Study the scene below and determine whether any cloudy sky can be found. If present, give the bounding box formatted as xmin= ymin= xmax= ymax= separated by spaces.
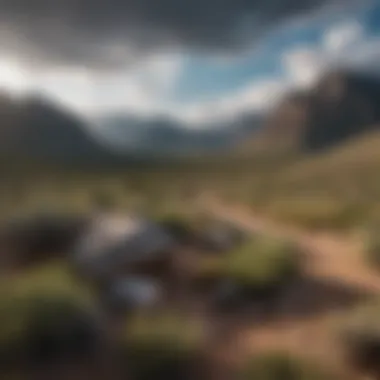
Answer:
xmin=1 ymin=0 xmax=380 ymax=126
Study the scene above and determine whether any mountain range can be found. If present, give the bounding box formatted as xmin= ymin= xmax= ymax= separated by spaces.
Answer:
xmin=95 ymin=112 xmax=262 ymax=155
xmin=0 ymin=92 xmax=262 ymax=164
xmin=2 ymin=68 xmax=380 ymax=165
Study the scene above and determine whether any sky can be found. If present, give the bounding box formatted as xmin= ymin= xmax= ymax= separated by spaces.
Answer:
xmin=1 ymin=0 xmax=380 ymax=127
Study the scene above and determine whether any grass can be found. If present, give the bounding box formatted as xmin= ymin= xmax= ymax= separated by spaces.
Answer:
xmin=264 ymin=196 xmax=364 ymax=231
xmin=239 ymin=352 xmax=336 ymax=380
xmin=0 ymin=262 xmax=96 ymax=367
xmin=192 ymin=235 xmax=301 ymax=302
xmin=224 ymin=237 xmax=301 ymax=293
xmin=2 ymin=128 xmax=380 ymax=231
xmin=241 ymin=132 xmax=380 ymax=231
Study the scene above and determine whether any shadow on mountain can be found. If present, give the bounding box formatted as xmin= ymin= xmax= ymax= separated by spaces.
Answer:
xmin=261 ymin=69 xmax=380 ymax=153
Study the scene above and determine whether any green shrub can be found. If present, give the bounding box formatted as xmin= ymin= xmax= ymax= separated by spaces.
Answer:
xmin=239 ymin=352 xmax=335 ymax=380
xmin=156 ymin=213 xmax=196 ymax=242
xmin=122 ymin=312 xmax=204 ymax=380
xmin=224 ymin=237 xmax=300 ymax=293
xmin=0 ymin=263 xmax=97 ymax=368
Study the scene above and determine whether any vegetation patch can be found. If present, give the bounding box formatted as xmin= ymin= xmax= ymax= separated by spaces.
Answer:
xmin=224 ymin=236 xmax=301 ymax=295
xmin=122 ymin=311 xmax=205 ymax=380
xmin=155 ymin=212 xmax=197 ymax=243
xmin=0 ymin=262 xmax=97 ymax=369
xmin=265 ymin=196 xmax=363 ymax=231
xmin=239 ymin=352 xmax=336 ymax=380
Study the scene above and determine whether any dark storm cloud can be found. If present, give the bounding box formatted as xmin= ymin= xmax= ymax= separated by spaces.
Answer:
xmin=0 ymin=0 xmax=336 ymax=67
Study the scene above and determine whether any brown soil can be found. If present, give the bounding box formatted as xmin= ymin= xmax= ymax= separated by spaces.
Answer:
xmin=198 ymin=195 xmax=380 ymax=379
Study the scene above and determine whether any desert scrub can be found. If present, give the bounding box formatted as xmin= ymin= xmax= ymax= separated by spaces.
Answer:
xmin=122 ymin=311 xmax=205 ymax=380
xmin=224 ymin=236 xmax=301 ymax=295
xmin=239 ymin=352 xmax=336 ymax=380
xmin=0 ymin=262 xmax=98 ymax=368
xmin=339 ymin=301 xmax=380 ymax=377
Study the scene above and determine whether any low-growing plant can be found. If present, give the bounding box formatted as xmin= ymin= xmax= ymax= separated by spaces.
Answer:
xmin=0 ymin=262 xmax=98 ymax=369
xmin=122 ymin=311 xmax=205 ymax=380
xmin=224 ymin=237 xmax=301 ymax=295
xmin=156 ymin=213 xmax=196 ymax=243
xmin=239 ymin=352 xmax=335 ymax=380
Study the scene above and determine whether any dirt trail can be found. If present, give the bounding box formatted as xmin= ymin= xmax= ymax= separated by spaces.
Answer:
xmin=200 ymin=196 xmax=380 ymax=293
xmin=198 ymin=196 xmax=380 ymax=378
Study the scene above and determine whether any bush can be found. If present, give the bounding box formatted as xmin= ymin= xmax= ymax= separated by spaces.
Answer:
xmin=239 ymin=352 xmax=335 ymax=380
xmin=122 ymin=312 xmax=204 ymax=380
xmin=224 ymin=237 xmax=301 ymax=295
xmin=156 ymin=213 xmax=196 ymax=243
xmin=339 ymin=301 xmax=380 ymax=377
xmin=0 ymin=263 xmax=98 ymax=368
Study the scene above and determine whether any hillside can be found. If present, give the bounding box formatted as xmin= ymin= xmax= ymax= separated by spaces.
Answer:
xmin=303 ymin=70 xmax=380 ymax=151
xmin=0 ymin=91 xmax=263 ymax=167
xmin=258 ymin=70 xmax=380 ymax=152
xmin=234 ymin=129 xmax=380 ymax=230
xmin=0 ymin=93 xmax=122 ymax=165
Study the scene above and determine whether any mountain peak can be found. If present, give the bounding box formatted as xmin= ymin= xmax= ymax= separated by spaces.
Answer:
xmin=258 ymin=69 xmax=380 ymax=152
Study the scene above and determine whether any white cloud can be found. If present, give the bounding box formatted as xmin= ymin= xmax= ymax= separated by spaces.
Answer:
xmin=280 ymin=20 xmax=371 ymax=90
xmin=195 ymin=19 xmax=375 ymax=127
xmin=323 ymin=21 xmax=364 ymax=52
xmin=0 ymin=14 xmax=379 ymax=128
xmin=282 ymin=47 xmax=327 ymax=89
xmin=171 ymin=78 xmax=290 ymax=126
xmin=170 ymin=18 xmax=376 ymax=126
xmin=0 ymin=59 xmax=30 ymax=93
xmin=127 ymin=18 xmax=380 ymax=126
xmin=5 ymin=52 xmax=184 ymax=116
xmin=0 ymin=50 xmax=288 ymax=126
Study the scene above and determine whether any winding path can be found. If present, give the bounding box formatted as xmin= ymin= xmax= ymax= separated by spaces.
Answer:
xmin=198 ymin=196 xmax=380 ymax=379
xmin=200 ymin=196 xmax=380 ymax=293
